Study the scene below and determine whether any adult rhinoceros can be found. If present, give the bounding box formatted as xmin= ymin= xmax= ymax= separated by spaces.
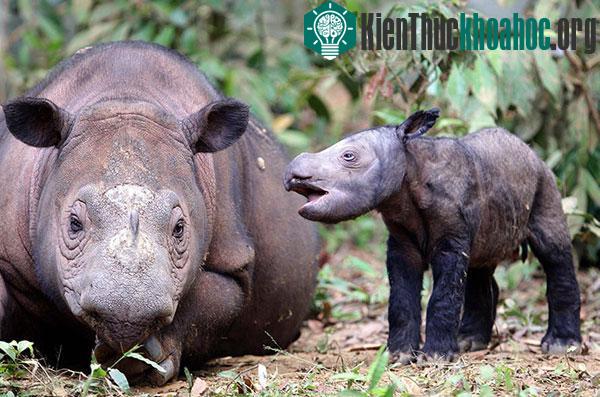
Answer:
xmin=0 ymin=41 xmax=318 ymax=384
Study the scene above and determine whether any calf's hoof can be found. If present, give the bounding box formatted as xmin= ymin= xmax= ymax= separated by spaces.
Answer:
xmin=390 ymin=351 xmax=417 ymax=365
xmin=457 ymin=335 xmax=489 ymax=353
xmin=417 ymin=350 xmax=458 ymax=364
xmin=541 ymin=335 xmax=582 ymax=355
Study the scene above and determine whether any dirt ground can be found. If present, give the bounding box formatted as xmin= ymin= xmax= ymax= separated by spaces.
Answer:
xmin=0 ymin=242 xmax=598 ymax=396
xmin=134 ymin=245 xmax=600 ymax=397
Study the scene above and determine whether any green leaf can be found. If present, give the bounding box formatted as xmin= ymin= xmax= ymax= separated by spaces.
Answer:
xmin=16 ymin=341 xmax=33 ymax=357
xmin=467 ymin=57 xmax=497 ymax=114
xmin=486 ymin=50 xmax=503 ymax=77
xmin=582 ymin=169 xmax=600 ymax=206
xmin=366 ymin=346 xmax=388 ymax=391
xmin=497 ymin=52 xmax=536 ymax=116
xmin=125 ymin=352 xmax=166 ymax=373
xmin=479 ymin=364 xmax=495 ymax=381
xmin=0 ymin=342 xmax=16 ymax=361
xmin=108 ymin=368 xmax=130 ymax=393
xmin=445 ymin=64 xmax=468 ymax=113
xmin=154 ymin=26 xmax=176 ymax=47
xmin=534 ymin=51 xmax=561 ymax=101
xmin=38 ymin=16 xmax=64 ymax=44
xmin=90 ymin=363 xmax=107 ymax=379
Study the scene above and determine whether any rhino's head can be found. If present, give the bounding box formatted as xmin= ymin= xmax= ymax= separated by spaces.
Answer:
xmin=284 ymin=108 xmax=439 ymax=223
xmin=3 ymin=97 xmax=248 ymax=351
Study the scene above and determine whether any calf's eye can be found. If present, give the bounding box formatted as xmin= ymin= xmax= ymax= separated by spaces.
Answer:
xmin=342 ymin=151 xmax=356 ymax=162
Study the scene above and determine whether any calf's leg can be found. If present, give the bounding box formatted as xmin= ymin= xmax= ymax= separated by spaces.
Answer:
xmin=386 ymin=235 xmax=424 ymax=363
xmin=458 ymin=267 xmax=498 ymax=352
xmin=528 ymin=181 xmax=581 ymax=354
xmin=422 ymin=239 xmax=469 ymax=360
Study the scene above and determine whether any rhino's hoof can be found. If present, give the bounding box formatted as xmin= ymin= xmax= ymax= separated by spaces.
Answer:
xmin=458 ymin=336 xmax=489 ymax=353
xmin=390 ymin=351 xmax=417 ymax=365
xmin=541 ymin=337 xmax=582 ymax=355
xmin=417 ymin=350 xmax=458 ymax=364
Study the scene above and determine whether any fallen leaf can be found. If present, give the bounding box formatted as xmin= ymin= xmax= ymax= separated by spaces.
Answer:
xmin=257 ymin=364 xmax=268 ymax=391
xmin=307 ymin=319 xmax=324 ymax=333
xmin=190 ymin=377 xmax=208 ymax=397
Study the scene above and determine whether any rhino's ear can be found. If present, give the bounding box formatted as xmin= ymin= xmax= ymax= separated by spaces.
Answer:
xmin=3 ymin=97 xmax=73 ymax=147
xmin=396 ymin=108 xmax=440 ymax=144
xmin=183 ymin=99 xmax=249 ymax=153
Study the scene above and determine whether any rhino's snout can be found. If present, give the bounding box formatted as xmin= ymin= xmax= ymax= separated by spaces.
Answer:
xmin=284 ymin=153 xmax=315 ymax=191
xmin=80 ymin=281 xmax=175 ymax=351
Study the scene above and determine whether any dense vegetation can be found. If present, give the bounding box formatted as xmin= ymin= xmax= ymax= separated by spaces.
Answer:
xmin=1 ymin=0 xmax=597 ymax=264
xmin=0 ymin=0 xmax=598 ymax=395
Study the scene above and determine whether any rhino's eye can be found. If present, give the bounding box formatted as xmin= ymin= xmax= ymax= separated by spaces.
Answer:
xmin=172 ymin=219 xmax=185 ymax=240
xmin=342 ymin=151 xmax=356 ymax=162
xmin=69 ymin=215 xmax=84 ymax=236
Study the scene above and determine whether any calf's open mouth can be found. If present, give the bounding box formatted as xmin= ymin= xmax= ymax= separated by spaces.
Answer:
xmin=287 ymin=179 xmax=329 ymax=207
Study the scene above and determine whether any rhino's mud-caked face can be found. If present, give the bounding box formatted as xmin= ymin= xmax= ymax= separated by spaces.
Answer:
xmin=3 ymin=97 xmax=248 ymax=351
xmin=284 ymin=108 xmax=439 ymax=223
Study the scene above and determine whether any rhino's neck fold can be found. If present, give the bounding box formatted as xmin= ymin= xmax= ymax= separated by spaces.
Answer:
xmin=28 ymin=148 xmax=59 ymax=249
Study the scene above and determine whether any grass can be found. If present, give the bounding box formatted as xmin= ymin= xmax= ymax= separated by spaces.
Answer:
xmin=0 ymin=214 xmax=599 ymax=396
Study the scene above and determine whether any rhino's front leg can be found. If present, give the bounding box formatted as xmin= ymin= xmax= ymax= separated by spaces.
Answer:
xmin=422 ymin=239 xmax=469 ymax=361
xmin=386 ymin=235 xmax=424 ymax=364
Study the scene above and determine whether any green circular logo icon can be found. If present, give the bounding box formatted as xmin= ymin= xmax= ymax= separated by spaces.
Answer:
xmin=304 ymin=1 xmax=357 ymax=60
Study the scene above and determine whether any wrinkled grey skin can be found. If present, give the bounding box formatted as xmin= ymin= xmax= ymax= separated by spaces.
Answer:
xmin=284 ymin=109 xmax=581 ymax=362
xmin=0 ymin=41 xmax=318 ymax=384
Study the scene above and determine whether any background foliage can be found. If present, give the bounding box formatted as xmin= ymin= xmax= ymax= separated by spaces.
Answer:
xmin=0 ymin=0 xmax=598 ymax=261
xmin=0 ymin=0 xmax=599 ymax=395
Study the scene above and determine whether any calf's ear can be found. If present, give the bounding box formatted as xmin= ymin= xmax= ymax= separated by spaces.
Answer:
xmin=396 ymin=108 xmax=440 ymax=143
xmin=183 ymin=98 xmax=249 ymax=153
xmin=2 ymin=97 xmax=73 ymax=147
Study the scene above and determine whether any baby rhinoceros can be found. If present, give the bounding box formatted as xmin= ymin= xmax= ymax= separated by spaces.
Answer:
xmin=284 ymin=109 xmax=582 ymax=362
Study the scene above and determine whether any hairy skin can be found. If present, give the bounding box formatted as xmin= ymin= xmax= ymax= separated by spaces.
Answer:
xmin=284 ymin=109 xmax=581 ymax=362
xmin=0 ymin=41 xmax=319 ymax=384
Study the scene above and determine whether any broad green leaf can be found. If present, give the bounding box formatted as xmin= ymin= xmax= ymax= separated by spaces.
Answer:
xmin=468 ymin=57 xmax=497 ymax=114
xmin=0 ymin=342 xmax=16 ymax=361
xmin=445 ymin=64 xmax=468 ymax=113
xmin=497 ymin=52 xmax=536 ymax=116
xmin=534 ymin=51 xmax=561 ymax=101
xmin=16 ymin=341 xmax=33 ymax=356
xmin=108 ymin=368 xmax=130 ymax=393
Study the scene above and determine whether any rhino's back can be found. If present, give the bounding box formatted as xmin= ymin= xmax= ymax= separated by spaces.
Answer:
xmin=458 ymin=128 xmax=548 ymax=265
xmin=26 ymin=41 xmax=220 ymax=118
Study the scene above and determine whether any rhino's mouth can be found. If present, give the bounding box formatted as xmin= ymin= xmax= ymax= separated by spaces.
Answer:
xmin=287 ymin=179 xmax=329 ymax=207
